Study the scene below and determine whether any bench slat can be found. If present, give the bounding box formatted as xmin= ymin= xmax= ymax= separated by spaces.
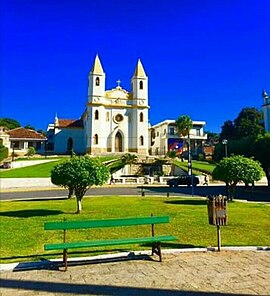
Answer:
xmin=44 ymin=216 xmax=170 ymax=230
xmin=44 ymin=235 xmax=176 ymax=251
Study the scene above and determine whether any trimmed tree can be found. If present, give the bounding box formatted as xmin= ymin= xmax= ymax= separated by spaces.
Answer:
xmin=51 ymin=156 xmax=110 ymax=213
xmin=212 ymin=155 xmax=264 ymax=201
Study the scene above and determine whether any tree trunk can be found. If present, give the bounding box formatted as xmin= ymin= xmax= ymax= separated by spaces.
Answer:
xmin=68 ymin=186 xmax=74 ymax=199
xmin=76 ymin=197 xmax=82 ymax=214
xmin=228 ymin=183 xmax=237 ymax=201
xmin=74 ymin=185 xmax=88 ymax=213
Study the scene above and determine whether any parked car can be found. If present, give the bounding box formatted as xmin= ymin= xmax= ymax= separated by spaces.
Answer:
xmin=167 ymin=175 xmax=199 ymax=187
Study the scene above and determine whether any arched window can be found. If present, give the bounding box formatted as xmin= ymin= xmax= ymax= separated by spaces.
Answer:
xmin=139 ymin=80 xmax=143 ymax=90
xmin=106 ymin=112 xmax=110 ymax=121
xmin=140 ymin=136 xmax=144 ymax=146
xmin=94 ymin=110 xmax=99 ymax=120
xmin=95 ymin=77 xmax=100 ymax=86
xmin=140 ymin=112 xmax=144 ymax=122
xmin=94 ymin=134 xmax=98 ymax=145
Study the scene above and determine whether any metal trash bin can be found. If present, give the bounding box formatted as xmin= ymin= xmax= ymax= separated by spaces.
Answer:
xmin=207 ymin=195 xmax=227 ymax=226
xmin=207 ymin=195 xmax=228 ymax=251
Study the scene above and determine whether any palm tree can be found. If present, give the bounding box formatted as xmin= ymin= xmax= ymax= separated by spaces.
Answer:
xmin=175 ymin=115 xmax=193 ymax=175
xmin=121 ymin=153 xmax=138 ymax=174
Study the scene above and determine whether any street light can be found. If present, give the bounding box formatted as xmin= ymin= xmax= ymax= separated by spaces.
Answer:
xmin=187 ymin=136 xmax=194 ymax=196
xmin=222 ymin=139 xmax=228 ymax=158
xmin=222 ymin=139 xmax=229 ymax=199
xmin=11 ymin=143 xmax=15 ymax=162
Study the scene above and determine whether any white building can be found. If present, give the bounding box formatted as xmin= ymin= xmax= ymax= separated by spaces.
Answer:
xmin=149 ymin=120 xmax=207 ymax=157
xmin=47 ymin=55 xmax=207 ymax=156
xmin=262 ymin=90 xmax=270 ymax=132
xmin=0 ymin=127 xmax=46 ymax=156
xmin=47 ymin=55 xmax=149 ymax=155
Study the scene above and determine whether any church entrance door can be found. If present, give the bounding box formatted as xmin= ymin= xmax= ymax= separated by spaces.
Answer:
xmin=115 ymin=132 xmax=123 ymax=152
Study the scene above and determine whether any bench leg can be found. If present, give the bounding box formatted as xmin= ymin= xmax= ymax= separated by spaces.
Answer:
xmin=63 ymin=249 xmax=68 ymax=271
xmin=152 ymin=242 xmax=162 ymax=262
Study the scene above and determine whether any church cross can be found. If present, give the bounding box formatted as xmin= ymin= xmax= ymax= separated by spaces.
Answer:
xmin=116 ymin=79 xmax=121 ymax=87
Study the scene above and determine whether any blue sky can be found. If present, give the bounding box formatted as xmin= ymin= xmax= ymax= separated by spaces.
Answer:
xmin=1 ymin=0 xmax=270 ymax=132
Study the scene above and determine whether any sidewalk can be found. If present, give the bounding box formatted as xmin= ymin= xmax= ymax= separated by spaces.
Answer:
xmin=1 ymin=249 xmax=270 ymax=295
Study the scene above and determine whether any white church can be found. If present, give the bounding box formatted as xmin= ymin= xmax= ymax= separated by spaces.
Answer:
xmin=47 ymin=55 xmax=207 ymax=156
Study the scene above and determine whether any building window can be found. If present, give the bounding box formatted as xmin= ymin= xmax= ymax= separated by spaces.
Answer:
xmin=140 ymin=136 xmax=144 ymax=146
xmin=94 ymin=134 xmax=98 ymax=145
xmin=140 ymin=112 xmax=144 ymax=122
xmin=94 ymin=110 xmax=99 ymax=120
xmin=13 ymin=141 xmax=20 ymax=149
xmin=196 ymin=129 xmax=201 ymax=136
xmin=164 ymin=129 xmax=166 ymax=135
xmin=157 ymin=131 xmax=159 ymax=137
xmin=106 ymin=112 xmax=110 ymax=121
xmin=169 ymin=127 xmax=175 ymax=135
xmin=114 ymin=113 xmax=124 ymax=123
xmin=139 ymin=80 xmax=143 ymax=89
xmin=36 ymin=142 xmax=41 ymax=150
xmin=95 ymin=77 xmax=100 ymax=86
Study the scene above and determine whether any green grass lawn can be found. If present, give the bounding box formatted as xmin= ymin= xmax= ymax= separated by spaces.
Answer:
xmin=174 ymin=160 xmax=216 ymax=175
xmin=0 ymin=196 xmax=269 ymax=263
xmin=0 ymin=156 xmax=118 ymax=178
xmin=0 ymin=159 xmax=63 ymax=178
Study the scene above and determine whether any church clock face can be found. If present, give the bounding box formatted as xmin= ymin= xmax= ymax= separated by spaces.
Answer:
xmin=139 ymin=100 xmax=144 ymax=105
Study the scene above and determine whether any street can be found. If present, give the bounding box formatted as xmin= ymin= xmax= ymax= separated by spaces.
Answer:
xmin=1 ymin=185 xmax=269 ymax=202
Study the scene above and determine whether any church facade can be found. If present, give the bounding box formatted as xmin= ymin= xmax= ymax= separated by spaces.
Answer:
xmin=47 ymin=55 xmax=149 ymax=155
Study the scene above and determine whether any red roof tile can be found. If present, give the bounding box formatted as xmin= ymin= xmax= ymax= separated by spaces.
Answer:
xmin=57 ymin=119 xmax=83 ymax=128
xmin=7 ymin=127 xmax=46 ymax=140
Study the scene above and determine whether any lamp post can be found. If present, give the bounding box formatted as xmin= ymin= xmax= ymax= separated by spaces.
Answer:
xmin=222 ymin=139 xmax=229 ymax=199
xmin=11 ymin=143 xmax=15 ymax=162
xmin=187 ymin=135 xmax=194 ymax=196
xmin=222 ymin=139 xmax=228 ymax=158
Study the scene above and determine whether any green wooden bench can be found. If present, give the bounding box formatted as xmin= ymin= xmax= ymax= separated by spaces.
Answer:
xmin=44 ymin=215 xmax=176 ymax=271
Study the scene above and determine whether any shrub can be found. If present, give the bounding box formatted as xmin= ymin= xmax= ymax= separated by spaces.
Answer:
xmin=27 ymin=147 xmax=36 ymax=157
xmin=166 ymin=150 xmax=177 ymax=158
xmin=0 ymin=145 xmax=8 ymax=162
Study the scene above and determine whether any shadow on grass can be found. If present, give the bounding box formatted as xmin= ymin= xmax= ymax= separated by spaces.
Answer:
xmin=164 ymin=200 xmax=207 ymax=206
xmin=0 ymin=209 xmax=64 ymax=218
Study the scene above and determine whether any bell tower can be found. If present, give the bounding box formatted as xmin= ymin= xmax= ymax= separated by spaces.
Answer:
xmin=130 ymin=59 xmax=149 ymax=155
xmin=131 ymin=59 xmax=148 ymax=105
xmin=88 ymin=54 xmax=105 ymax=102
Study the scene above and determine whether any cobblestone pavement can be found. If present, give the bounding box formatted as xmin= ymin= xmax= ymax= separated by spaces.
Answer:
xmin=1 ymin=250 xmax=270 ymax=296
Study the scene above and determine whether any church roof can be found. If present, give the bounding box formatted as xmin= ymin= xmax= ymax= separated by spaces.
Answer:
xmin=133 ymin=59 xmax=147 ymax=78
xmin=56 ymin=119 xmax=83 ymax=128
xmin=7 ymin=127 xmax=46 ymax=140
xmin=90 ymin=54 xmax=104 ymax=74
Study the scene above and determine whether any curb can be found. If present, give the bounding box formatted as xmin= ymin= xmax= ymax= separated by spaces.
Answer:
xmin=1 ymin=246 xmax=269 ymax=272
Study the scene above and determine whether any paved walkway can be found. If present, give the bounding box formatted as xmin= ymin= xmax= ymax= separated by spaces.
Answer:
xmin=1 ymin=250 xmax=270 ymax=295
